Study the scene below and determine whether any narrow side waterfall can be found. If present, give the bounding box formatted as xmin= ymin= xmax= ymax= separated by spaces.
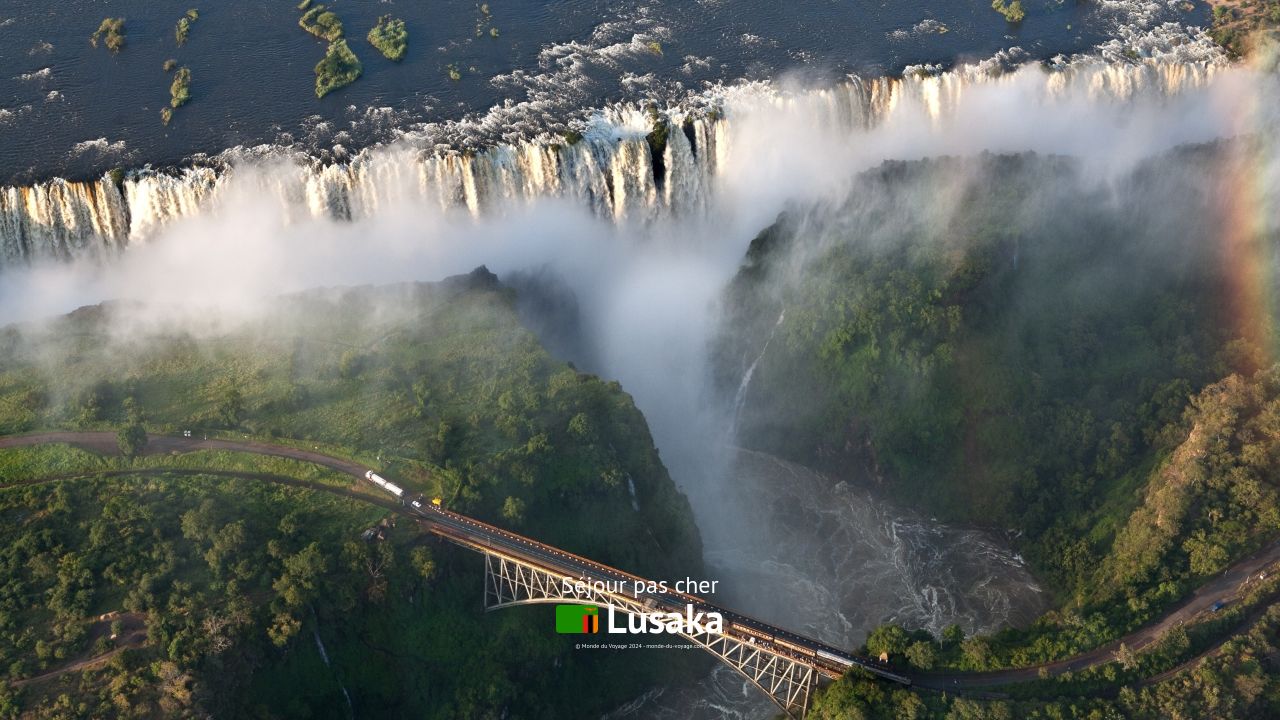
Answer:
xmin=0 ymin=59 xmax=1225 ymax=267
xmin=313 ymin=626 xmax=355 ymax=720
xmin=729 ymin=308 xmax=784 ymax=437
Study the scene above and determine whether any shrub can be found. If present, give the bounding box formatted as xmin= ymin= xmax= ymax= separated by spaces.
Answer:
xmin=300 ymin=6 xmax=344 ymax=41
xmin=992 ymin=0 xmax=1026 ymax=22
xmin=90 ymin=18 xmax=126 ymax=52
xmin=314 ymin=39 xmax=362 ymax=98
xmin=170 ymin=67 xmax=192 ymax=108
xmin=117 ymin=423 xmax=147 ymax=458
xmin=175 ymin=12 xmax=197 ymax=46
xmin=368 ymin=15 xmax=408 ymax=61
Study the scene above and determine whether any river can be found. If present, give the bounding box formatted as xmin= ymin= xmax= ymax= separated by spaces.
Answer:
xmin=600 ymin=443 xmax=1046 ymax=719
xmin=0 ymin=0 xmax=1182 ymax=185
xmin=0 ymin=5 xmax=1258 ymax=715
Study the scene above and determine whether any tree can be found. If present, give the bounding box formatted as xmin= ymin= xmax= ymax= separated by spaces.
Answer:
xmin=962 ymin=637 xmax=993 ymax=669
xmin=273 ymin=543 xmax=328 ymax=608
xmin=866 ymin=624 xmax=910 ymax=659
xmin=77 ymin=381 xmax=114 ymax=426
xmin=1185 ymin=530 xmax=1229 ymax=576
xmin=268 ymin=612 xmax=301 ymax=647
xmin=217 ymin=386 xmax=244 ymax=427
xmin=117 ymin=423 xmax=147 ymax=458
xmin=942 ymin=623 xmax=965 ymax=647
xmin=1114 ymin=642 xmax=1137 ymax=671
xmin=905 ymin=640 xmax=936 ymax=670
xmin=410 ymin=546 xmax=437 ymax=583
xmin=204 ymin=521 xmax=247 ymax=577
xmin=181 ymin=499 xmax=222 ymax=543
xmin=501 ymin=496 xmax=526 ymax=525
xmin=568 ymin=412 xmax=593 ymax=440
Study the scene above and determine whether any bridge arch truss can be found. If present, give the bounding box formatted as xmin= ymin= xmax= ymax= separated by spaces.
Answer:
xmin=483 ymin=551 xmax=816 ymax=719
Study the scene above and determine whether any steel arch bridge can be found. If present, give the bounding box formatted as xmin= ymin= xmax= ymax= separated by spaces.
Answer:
xmin=483 ymin=551 xmax=818 ymax=717
xmin=0 ymin=432 xmax=910 ymax=719
xmin=414 ymin=501 xmax=911 ymax=720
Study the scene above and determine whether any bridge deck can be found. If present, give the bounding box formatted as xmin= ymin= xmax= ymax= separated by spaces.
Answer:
xmin=410 ymin=499 xmax=908 ymax=684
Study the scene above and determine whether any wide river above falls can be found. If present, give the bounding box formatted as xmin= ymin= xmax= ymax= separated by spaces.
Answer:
xmin=0 ymin=0 xmax=1198 ymax=184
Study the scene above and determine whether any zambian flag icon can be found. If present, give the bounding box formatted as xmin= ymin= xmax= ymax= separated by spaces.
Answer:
xmin=556 ymin=605 xmax=599 ymax=634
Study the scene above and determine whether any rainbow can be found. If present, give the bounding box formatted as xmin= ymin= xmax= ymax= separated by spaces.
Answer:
xmin=1216 ymin=75 xmax=1278 ymax=374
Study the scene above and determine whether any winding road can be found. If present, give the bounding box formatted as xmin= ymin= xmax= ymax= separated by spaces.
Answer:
xmin=914 ymin=538 xmax=1280 ymax=689
xmin=2 ymin=430 xmax=1278 ymax=693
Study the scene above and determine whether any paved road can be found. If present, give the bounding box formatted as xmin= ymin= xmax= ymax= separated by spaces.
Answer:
xmin=5 ymin=430 xmax=1278 ymax=692
xmin=915 ymin=538 xmax=1280 ymax=690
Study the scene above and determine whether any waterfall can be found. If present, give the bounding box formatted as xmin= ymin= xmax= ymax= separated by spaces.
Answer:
xmin=0 ymin=177 xmax=129 ymax=261
xmin=313 ymin=626 xmax=355 ymax=719
xmin=0 ymin=59 xmax=1226 ymax=268
xmin=730 ymin=309 xmax=785 ymax=438
xmin=627 ymin=476 xmax=640 ymax=512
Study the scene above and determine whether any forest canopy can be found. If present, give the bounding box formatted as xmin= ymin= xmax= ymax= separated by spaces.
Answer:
xmin=0 ymin=269 xmax=703 ymax=718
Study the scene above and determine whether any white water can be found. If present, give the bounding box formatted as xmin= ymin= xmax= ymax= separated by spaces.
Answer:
xmin=606 ymin=448 xmax=1047 ymax=720
xmin=729 ymin=309 xmax=784 ymax=437
xmin=313 ymin=627 xmax=355 ymax=719
xmin=0 ymin=56 xmax=1239 ymax=269
xmin=0 ymin=48 xmax=1272 ymax=720
xmin=627 ymin=476 xmax=640 ymax=512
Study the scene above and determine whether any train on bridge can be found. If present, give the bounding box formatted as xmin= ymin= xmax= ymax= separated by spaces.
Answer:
xmin=360 ymin=469 xmax=912 ymax=693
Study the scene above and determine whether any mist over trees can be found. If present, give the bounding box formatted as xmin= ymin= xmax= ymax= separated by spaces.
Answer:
xmin=0 ymin=272 xmax=704 ymax=717
xmin=718 ymin=143 xmax=1280 ymax=709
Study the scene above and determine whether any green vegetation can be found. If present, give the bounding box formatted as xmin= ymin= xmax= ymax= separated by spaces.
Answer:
xmin=299 ymin=5 xmax=344 ymax=42
xmin=367 ymin=15 xmax=408 ymax=61
xmin=1209 ymin=0 xmax=1280 ymax=56
xmin=162 ymin=59 xmax=177 ymax=72
xmin=718 ymin=147 xmax=1280 ymax=712
xmin=117 ymin=422 xmax=146 ymax=457
xmin=814 ymin=598 xmax=1280 ymax=718
xmin=0 ymin=472 xmax=372 ymax=717
xmin=175 ymin=9 xmax=199 ymax=46
xmin=314 ymin=40 xmax=362 ymax=98
xmin=446 ymin=63 xmax=462 ymax=81
xmin=160 ymin=108 xmax=173 ymax=126
xmin=297 ymin=3 xmax=360 ymax=98
xmin=297 ymin=0 xmax=312 ymax=10
xmin=89 ymin=18 xmax=125 ymax=53
xmin=992 ymin=0 xmax=1026 ymax=23
xmin=0 ymin=270 xmax=703 ymax=717
xmin=645 ymin=106 xmax=671 ymax=191
xmin=169 ymin=67 xmax=192 ymax=108
xmin=646 ymin=108 xmax=670 ymax=158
